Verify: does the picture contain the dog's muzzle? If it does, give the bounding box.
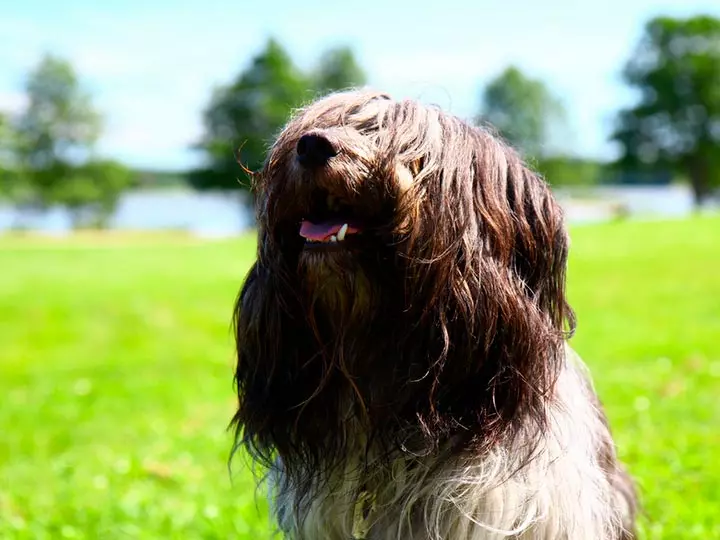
[295,130,365,248]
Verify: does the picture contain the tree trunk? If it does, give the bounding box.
[688,157,711,210]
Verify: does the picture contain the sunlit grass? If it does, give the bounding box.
[1,215,718,539]
[567,215,720,539]
[0,232,268,539]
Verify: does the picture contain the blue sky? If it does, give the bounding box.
[1,0,718,171]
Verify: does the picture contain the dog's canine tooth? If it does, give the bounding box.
[330,235,338,243]
[337,223,348,241]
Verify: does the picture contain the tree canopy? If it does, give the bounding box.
[57,159,137,228]
[0,111,16,166]
[15,54,102,210]
[7,54,134,227]
[0,111,22,201]
[17,54,101,174]
[313,45,367,97]
[189,39,311,193]
[189,39,367,198]
[477,66,567,159]
[611,15,720,206]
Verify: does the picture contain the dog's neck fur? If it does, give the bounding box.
[265,346,635,540]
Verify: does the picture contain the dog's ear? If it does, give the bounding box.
[230,262,273,464]
[231,262,304,468]
[397,129,575,447]
[401,129,573,335]
[503,157,576,336]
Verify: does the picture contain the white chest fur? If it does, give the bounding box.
[266,351,633,540]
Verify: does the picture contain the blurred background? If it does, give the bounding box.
[1,1,718,539]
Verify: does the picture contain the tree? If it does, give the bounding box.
[313,46,367,96]
[611,15,720,206]
[477,66,567,159]
[189,39,311,195]
[57,160,136,229]
[0,111,15,168]
[16,54,102,209]
[0,110,35,210]
[190,41,368,203]
[11,54,134,227]
[0,111,16,198]
[534,156,604,187]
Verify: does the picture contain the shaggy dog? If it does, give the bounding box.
[230,90,638,539]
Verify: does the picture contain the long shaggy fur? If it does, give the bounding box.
[230,89,638,539]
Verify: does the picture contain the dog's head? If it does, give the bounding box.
[232,89,575,481]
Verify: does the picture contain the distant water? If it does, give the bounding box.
[0,184,712,236]
[0,189,253,237]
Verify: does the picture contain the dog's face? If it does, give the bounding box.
[253,91,431,321]
[233,89,576,480]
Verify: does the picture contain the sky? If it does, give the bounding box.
[1,0,719,171]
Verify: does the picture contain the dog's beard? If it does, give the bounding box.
[298,250,372,330]
[295,245,407,414]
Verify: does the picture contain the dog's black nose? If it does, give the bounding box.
[296,133,337,168]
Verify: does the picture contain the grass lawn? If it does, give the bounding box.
[1,215,718,539]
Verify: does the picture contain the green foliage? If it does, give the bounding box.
[313,45,367,97]
[133,170,188,189]
[17,54,101,176]
[1,216,719,538]
[533,156,673,188]
[611,15,720,206]
[0,170,35,213]
[4,53,137,227]
[0,111,17,169]
[478,66,567,159]
[13,54,105,218]
[0,112,33,206]
[190,39,366,196]
[57,160,137,229]
[0,112,17,200]
[533,156,605,187]
[189,39,312,193]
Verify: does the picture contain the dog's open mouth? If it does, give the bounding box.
[299,220,361,244]
[298,190,365,248]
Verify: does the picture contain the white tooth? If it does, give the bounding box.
[337,223,348,241]
[330,235,338,243]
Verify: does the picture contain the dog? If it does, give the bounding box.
[230,89,638,539]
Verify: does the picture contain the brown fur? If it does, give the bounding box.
[230,89,638,539]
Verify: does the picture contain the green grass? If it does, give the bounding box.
[1,216,718,539]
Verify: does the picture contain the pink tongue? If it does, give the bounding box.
[299,220,359,241]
